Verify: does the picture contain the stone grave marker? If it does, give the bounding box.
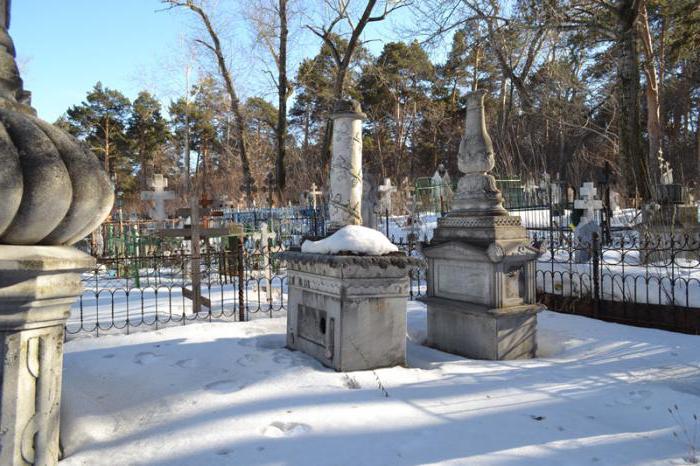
[574,182,603,263]
[140,174,177,221]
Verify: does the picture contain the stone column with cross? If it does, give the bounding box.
[574,182,603,263]
[140,174,176,222]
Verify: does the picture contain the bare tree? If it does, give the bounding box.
[308,0,409,174]
[248,0,292,199]
[638,0,664,187]
[161,0,254,204]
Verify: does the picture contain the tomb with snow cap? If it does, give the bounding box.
[279,99,419,371]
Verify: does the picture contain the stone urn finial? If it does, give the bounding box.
[452,90,507,216]
[0,0,114,245]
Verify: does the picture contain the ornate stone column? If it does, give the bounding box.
[420,91,541,360]
[0,3,114,464]
[328,99,365,232]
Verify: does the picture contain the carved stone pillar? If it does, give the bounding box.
[0,247,95,465]
[328,99,365,232]
[0,3,113,464]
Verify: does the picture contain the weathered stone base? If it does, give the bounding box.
[279,252,420,371]
[421,296,538,360]
[0,246,95,466]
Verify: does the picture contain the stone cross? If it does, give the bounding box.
[328,99,366,231]
[378,178,397,214]
[309,183,323,210]
[574,182,603,221]
[140,174,176,221]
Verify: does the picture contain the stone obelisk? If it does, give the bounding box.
[0,2,114,463]
[420,91,541,360]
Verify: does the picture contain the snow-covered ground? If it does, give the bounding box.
[61,302,700,465]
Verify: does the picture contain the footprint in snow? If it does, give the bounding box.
[175,359,198,369]
[262,422,311,438]
[613,389,652,406]
[343,375,361,389]
[133,352,162,365]
[236,353,261,367]
[204,379,243,393]
[102,354,115,359]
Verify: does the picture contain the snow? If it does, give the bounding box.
[60,302,700,465]
[301,225,398,255]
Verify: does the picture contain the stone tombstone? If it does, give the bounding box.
[378,178,397,215]
[0,3,114,463]
[280,99,418,371]
[431,163,453,211]
[419,90,541,361]
[140,174,176,221]
[328,99,365,232]
[573,182,603,263]
[361,173,379,229]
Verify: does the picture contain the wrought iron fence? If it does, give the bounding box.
[68,234,427,339]
[537,231,700,333]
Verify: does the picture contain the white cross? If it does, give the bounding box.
[309,183,323,210]
[378,178,397,213]
[574,182,603,220]
[140,174,176,221]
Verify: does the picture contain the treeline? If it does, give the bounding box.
[60,0,699,209]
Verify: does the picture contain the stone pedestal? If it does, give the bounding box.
[279,251,419,371]
[0,246,94,466]
[420,216,541,360]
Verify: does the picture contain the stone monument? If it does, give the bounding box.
[279,99,419,371]
[573,182,603,263]
[140,174,176,221]
[431,163,453,213]
[0,2,114,463]
[419,90,541,360]
[361,174,378,230]
[327,99,363,233]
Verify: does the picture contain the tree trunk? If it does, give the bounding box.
[275,0,288,198]
[616,2,648,199]
[639,3,663,191]
[167,1,254,205]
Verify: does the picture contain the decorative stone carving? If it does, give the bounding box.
[452,90,507,217]
[0,6,113,245]
[0,3,112,464]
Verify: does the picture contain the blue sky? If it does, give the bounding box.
[12,1,440,123]
[13,0,186,121]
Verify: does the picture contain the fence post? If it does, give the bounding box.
[237,236,245,322]
[592,232,601,316]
